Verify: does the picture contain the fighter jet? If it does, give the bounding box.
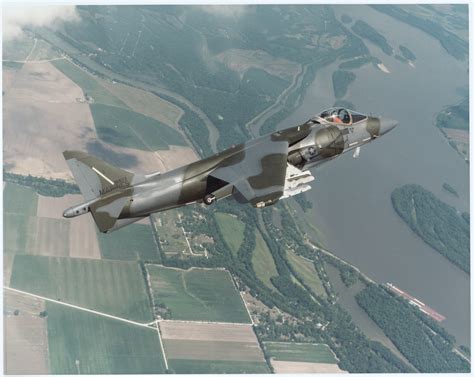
[63,107,397,233]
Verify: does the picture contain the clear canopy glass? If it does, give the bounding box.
[316,107,367,125]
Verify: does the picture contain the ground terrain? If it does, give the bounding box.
[3,4,469,374]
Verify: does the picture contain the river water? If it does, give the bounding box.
[276,5,470,346]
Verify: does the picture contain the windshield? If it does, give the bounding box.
[317,107,367,125]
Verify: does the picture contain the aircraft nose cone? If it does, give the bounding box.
[380,118,398,135]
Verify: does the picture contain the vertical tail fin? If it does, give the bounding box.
[63,151,134,201]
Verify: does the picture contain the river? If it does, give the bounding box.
[276,5,470,346]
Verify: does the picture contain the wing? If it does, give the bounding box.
[209,138,289,207]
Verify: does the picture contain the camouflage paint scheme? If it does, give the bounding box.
[63,108,397,233]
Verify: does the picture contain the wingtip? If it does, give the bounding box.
[63,150,88,160]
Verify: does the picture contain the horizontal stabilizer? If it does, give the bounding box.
[89,195,131,233]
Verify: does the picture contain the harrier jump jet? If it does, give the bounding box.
[63,108,397,233]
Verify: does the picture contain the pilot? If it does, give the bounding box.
[330,109,344,124]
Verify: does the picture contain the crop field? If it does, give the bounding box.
[100,79,183,129]
[4,183,38,216]
[270,360,346,373]
[15,193,101,259]
[3,60,99,180]
[168,359,270,374]
[264,342,338,363]
[252,230,278,289]
[147,266,250,323]
[97,223,160,261]
[4,254,14,286]
[42,195,101,259]
[215,212,245,256]
[28,217,70,257]
[153,211,188,256]
[4,183,72,256]
[161,321,268,373]
[287,251,327,297]
[90,103,187,151]
[4,290,49,374]
[4,214,36,254]
[36,194,82,219]
[3,35,36,61]
[10,255,153,322]
[46,303,166,374]
[51,59,128,108]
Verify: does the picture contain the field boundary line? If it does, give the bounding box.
[142,264,169,370]
[156,322,169,370]
[239,290,254,325]
[226,269,254,325]
[4,286,154,329]
[158,319,253,326]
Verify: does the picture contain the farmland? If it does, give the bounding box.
[252,230,278,289]
[10,255,153,322]
[147,266,250,323]
[215,212,245,256]
[90,103,187,151]
[51,59,129,108]
[4,183,38,254]
[46,303,166,374]
[264,342,345,373]
[4,183,38,216]
[28,217,70,257]
[4,290,49,374]
[4,214,36,254]
[264,342,338,363]
[5,186,101,259]
[97,223,159,261]
[167,359,270,374]
[287,250,327,297]
[100,79,184,129]
[3,60,97,180]
[161,321,267,373]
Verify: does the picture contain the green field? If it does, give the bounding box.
[4,183,39,254]
[3,36,36,61]
[215,212,245,256]
[168,359,269,374]
[47,303,166,374]
[4,183,38,216]
[10,255,153,322]
[4,214,35,254]
[51,59,128,108]
[264,342,338,363]
[97,223,159,261]
[147,266,250,323]
[91,103,187,150]
[287,251,326,297]
[252,231,278,289]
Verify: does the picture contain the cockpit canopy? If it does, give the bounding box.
[316,107,367,126]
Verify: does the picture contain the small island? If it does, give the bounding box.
[442,182,459,197]
[391,184,469,273]
[332,70,356,99]
[351,20,393,55]
[338,55,380,70]
[399,45,416,61]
